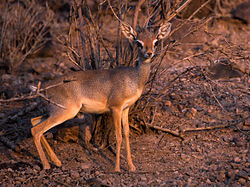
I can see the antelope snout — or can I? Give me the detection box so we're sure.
[147,52,152,57]
[144,51,154,58]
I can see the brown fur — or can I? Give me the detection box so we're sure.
[30,22,171,172]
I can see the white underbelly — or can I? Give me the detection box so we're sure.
[81,99,109,114]
[122,89,142,109]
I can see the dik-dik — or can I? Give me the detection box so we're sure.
[30,21,171,172]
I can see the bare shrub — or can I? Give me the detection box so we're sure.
[60,0,189,147]
[0,0,53,73]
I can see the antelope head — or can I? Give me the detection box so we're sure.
[121,22,172,59]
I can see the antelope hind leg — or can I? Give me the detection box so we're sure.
[31,116,61,167]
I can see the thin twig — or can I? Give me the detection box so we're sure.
[180,118,248,135]
[166,0,193,22]
[145,123,184,140]
[158,51,206,76]
[0,95,38,102]
[181,124,231,133]
[0,81,67,109]
[0,135,20,152]
[133,0,146,29]
[38,93,66,109]
[207,83,226,112]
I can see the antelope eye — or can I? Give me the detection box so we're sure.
[153,40,159,46]
[136,40,144,48]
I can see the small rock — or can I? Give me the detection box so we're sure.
[16,176,26,183]
[246,181,250,187]
[223,136,231,142]
[53,168,61,173]
[56,125,80,143]
[140,176,147,181]
[42,72,56,80]
[15,181,21,185]
[155,179,162,183]
[80,162,91,170]
[180,154,190,161]
[65,177,71,183]
[7,168,13,172]
[70,170,80,179]
[169,93,180,100]
[61,166,68,171]
[242,125,250,131]
[217,172,226,182]
[0,113,5,118]
[138,182,147,186]
[32,63,49,74]
[155,171,160,176]
[43,179,49,184]
[232,137,244,147]
[174,171,179,175]
[231,2,250,24]
[102,178,112,185]
[95,170,100,176]
[234,157,241,163]
[1,74,13,81]
[80,171,86,177]
[25,168,34,174]
[226,171,236,179]
[187,178,192,184]
[206,179,212,184]
[45,132,53,139]
[185,108,197,119]
[244,118,250,126]
[37,173,46,180]
[165,100,172,107]
[238,178,246,185]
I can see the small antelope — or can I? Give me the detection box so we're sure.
[30,21,171,172]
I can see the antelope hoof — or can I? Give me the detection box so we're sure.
[54,160,62,167]
[43,163,51,170]
[129,164,136,172]
[114,167,121,173]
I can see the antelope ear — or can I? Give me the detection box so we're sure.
[156,22,171,40]
[120,22,137,41]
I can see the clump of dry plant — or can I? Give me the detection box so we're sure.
[0,0,53,73]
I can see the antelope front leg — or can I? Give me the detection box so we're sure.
[122,108,136,172]
[112,108,122,172]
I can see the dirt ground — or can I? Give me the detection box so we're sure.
[0,0,249,186]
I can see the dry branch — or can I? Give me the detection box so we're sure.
[181,124,230,133]
[0,81,68,109]
[133,0,146,29]
[145,123,184,140]
[0,135,20,152]
[145,118,248,141]
[166,0,193,22]
[180,118,248,135]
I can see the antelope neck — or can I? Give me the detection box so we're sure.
[137,57,151,89]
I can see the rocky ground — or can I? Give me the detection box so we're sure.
[0,0,249,186]
[0,126,249,186]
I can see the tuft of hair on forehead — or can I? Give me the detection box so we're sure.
[137,29,156,40]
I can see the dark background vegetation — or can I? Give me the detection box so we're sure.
[0,0,249,186]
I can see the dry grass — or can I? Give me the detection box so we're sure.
[0,0,53,73]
